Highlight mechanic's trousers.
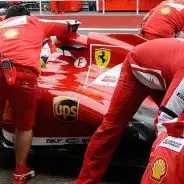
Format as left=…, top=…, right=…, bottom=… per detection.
left=141, top=132, right=184, bottom=184
left=0, top=66, right=40, bottom=130
left=75, top=52, right=164, bottom=184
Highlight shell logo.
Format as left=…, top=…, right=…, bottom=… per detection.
left=151, top=158, right=167, bottom=183
left=3, top=29, right=19, bottom=39
left=160, top=7, right=171, bottom=14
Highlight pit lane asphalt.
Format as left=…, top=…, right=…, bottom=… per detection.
left=0, top=23, right=139, bottom=184
left=0, top=149, right=144, bottom=184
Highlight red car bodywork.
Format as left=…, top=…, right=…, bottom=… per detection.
left=0, top=31, right=157, bottom=147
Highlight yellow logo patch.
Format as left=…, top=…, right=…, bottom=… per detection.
left=3, top=29, right=19, bottom=39
left=151, top=158, right=167, bottom=183
left=160, top=7, right=171, bottom=14
left=53, top=96, right=79, bottom=121
left=95, top=49, right=111, bottom=69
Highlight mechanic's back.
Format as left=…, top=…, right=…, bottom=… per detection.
left=0, top=15, right=68, bottom=74
left=142, top=0, right=184, bottom=39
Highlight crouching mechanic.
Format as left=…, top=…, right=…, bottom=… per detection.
left=75, top=38, right=184, bottom=184
left=0, top=4, right=79, bottom=184
left=139, top=0, right=184, bottom=40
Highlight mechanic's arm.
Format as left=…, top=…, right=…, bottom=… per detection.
left=39, top=19, right=69, bottom=40
left=39, top=19, right=80, bottom=43
left=155, top=69, right=184, bottom=137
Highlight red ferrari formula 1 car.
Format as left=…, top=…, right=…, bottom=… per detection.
left=0, top=22, right=158, bottom=168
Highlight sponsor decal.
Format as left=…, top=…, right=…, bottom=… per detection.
left=2, top=129, right=91, bottom=146
left=89, top=63, right=122, bottom=87
left=102, top=75, right=117, bottom=83
left=46, top=138, right=63, bottom=144
left=159, top=136, right=184, bottom=152
left=160, top=7, right=171, bottom=14
left=53, top=96, right=79, bottom=121
left=95, top=48, right=111, bottom=69
left=74, top=57, right=87, bottom=68
left=3, top=29, right=19, bottom=39
left=177, top=92, right=184, bottom=101
left=151, top=158, right=167, bottom=183
left=66, top=138, right=79, bottom=144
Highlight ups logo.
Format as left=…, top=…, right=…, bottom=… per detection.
left=53, top=96, right=79, bottom=121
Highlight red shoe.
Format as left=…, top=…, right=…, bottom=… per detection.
left=13, top=164, right=35, bottom=184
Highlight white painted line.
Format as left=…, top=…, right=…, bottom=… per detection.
left=78, top=28, right=140, bottom=32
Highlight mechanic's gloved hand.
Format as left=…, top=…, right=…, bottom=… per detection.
left=66, top=20, right=80, bottom=33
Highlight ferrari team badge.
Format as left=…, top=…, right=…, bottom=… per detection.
left=151, top=158, right=167, bottom=183
left=95, top=48, right=111, bottom=69
left=160, top=7, right=171, bottom=14
left=3, top=29, right=19, bottom=39
left=53, top=96, right=79, bottom=121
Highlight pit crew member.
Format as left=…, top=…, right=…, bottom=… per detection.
left=0, top=4, right=77, bottom=184
left=75, top=38, right=184, bottom=184
left=140, top=0, right=184, bottom=40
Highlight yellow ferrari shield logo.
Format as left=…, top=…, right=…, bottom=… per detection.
left=151, top=158, right=167, bottom=183
left=95, top=49, right=111, bottom=69
left=160, top=7, right=171, bottom=14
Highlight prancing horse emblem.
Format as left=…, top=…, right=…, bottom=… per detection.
left=95, top=48, right=111, bottom=69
